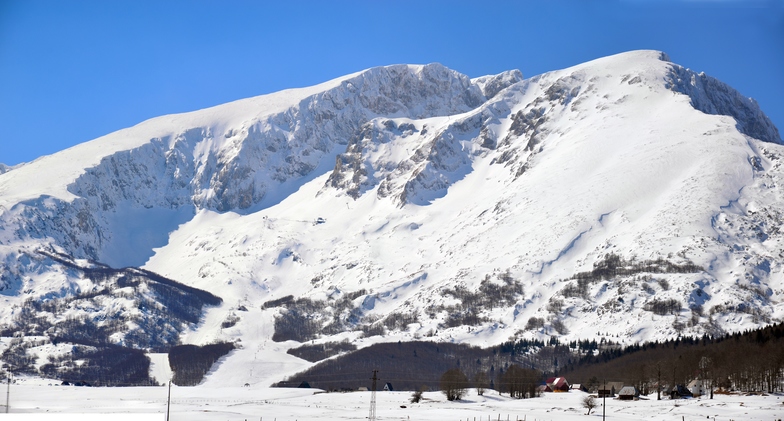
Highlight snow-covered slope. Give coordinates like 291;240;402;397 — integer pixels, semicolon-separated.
0;50;782;387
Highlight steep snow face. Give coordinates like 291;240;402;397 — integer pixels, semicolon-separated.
0;62;502;270
1;50;783;387
665;63;781;145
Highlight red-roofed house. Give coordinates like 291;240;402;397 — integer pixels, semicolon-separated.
545;377;570;392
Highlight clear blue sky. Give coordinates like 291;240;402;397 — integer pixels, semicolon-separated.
1;0;782;166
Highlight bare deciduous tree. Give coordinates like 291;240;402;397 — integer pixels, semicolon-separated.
500;364;541;399
474;371;489;396
410;388;424;403
440;368;468;401
582;395;597;415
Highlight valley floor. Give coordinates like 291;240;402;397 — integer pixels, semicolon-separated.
4;377;783;421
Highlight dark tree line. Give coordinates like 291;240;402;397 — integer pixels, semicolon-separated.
276;341;504;391
169;342;236;386
382;312;419;331
272;306;323;342
496;364;542;399
276;323;783;396
558;322;784;394
643;298;682;316
571;253;703;282
275;340;554;392
39;345;154;386
287;340;357;362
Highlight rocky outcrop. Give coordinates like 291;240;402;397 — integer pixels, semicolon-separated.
666;64;782;144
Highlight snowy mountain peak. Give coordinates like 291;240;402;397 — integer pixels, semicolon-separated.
1;50;783;387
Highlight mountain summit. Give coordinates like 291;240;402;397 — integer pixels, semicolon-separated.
0;50;781;386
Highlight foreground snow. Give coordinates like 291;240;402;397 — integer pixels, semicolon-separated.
5;380;783;421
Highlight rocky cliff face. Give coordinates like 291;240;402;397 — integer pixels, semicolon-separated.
0;50;782;386
0;63;517;269
666;62;781;145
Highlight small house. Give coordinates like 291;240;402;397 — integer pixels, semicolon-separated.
598;381;624;397
358;386;369;391
383;382;394;391
618;386;640;401
668;384;693;399
298;381;311;388
688;379;706;397
545;377;570;392
570;383;588;392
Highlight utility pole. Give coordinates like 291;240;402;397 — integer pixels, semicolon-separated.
166;380;172;421
5;373;10;414
602;379;605;421
368;369;378;421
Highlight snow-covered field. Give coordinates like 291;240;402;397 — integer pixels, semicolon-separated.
4;378;783;421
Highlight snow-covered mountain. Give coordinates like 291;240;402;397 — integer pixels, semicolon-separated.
0;163;18;175
0;50;782;387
